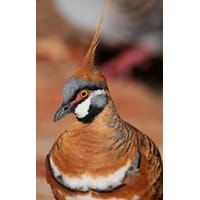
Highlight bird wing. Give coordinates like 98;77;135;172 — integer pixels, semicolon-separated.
123;127;163;199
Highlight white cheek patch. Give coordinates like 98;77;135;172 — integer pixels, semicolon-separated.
49;157;131;192
74;96;91;118
74;89;106;119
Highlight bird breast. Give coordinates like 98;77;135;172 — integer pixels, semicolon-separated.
49;155;132;192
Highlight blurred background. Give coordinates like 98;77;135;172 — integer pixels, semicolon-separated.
36;0;163;199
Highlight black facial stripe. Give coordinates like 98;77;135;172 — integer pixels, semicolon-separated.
77;105;104;123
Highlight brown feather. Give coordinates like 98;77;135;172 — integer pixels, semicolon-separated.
79;0;110;71
74;0;111;83
46;0;162;199
46;99;162;199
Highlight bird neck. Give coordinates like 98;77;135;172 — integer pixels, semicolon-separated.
72;98;123;131
69;97;135;159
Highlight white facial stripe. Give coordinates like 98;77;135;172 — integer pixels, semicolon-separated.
49;157;131;192
65;193;126;200
74;89;106;119
132;195;140;200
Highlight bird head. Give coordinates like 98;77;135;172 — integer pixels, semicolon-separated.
54;1;110;123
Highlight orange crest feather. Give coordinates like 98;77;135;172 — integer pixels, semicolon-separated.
74;0;111;83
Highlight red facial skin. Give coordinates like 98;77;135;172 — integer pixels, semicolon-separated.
70;93;83;106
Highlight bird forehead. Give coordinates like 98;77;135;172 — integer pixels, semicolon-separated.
63;76;107;102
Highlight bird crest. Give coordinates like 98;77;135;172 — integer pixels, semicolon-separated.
74;0;110;84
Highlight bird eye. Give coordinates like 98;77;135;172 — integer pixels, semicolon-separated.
80;89;89;98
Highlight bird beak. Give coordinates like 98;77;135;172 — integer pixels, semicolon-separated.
54;103;74;122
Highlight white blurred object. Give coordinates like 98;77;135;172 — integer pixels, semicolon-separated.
53;0;162;53
53;0;163;78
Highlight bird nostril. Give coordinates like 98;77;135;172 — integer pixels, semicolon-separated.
64;105;69;111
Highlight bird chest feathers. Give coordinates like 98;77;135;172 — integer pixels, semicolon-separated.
49;101;136;188
45;0;163;199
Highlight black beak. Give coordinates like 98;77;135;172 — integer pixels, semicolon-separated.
54;103;74;122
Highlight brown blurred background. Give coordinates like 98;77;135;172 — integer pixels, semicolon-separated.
36;0;163;199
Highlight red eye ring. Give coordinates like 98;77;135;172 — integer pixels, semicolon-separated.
79;89;89;98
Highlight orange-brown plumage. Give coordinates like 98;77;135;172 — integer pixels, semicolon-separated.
46;1;162;199
74;0;109;84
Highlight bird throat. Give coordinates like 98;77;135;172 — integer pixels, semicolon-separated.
70;98;135;160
